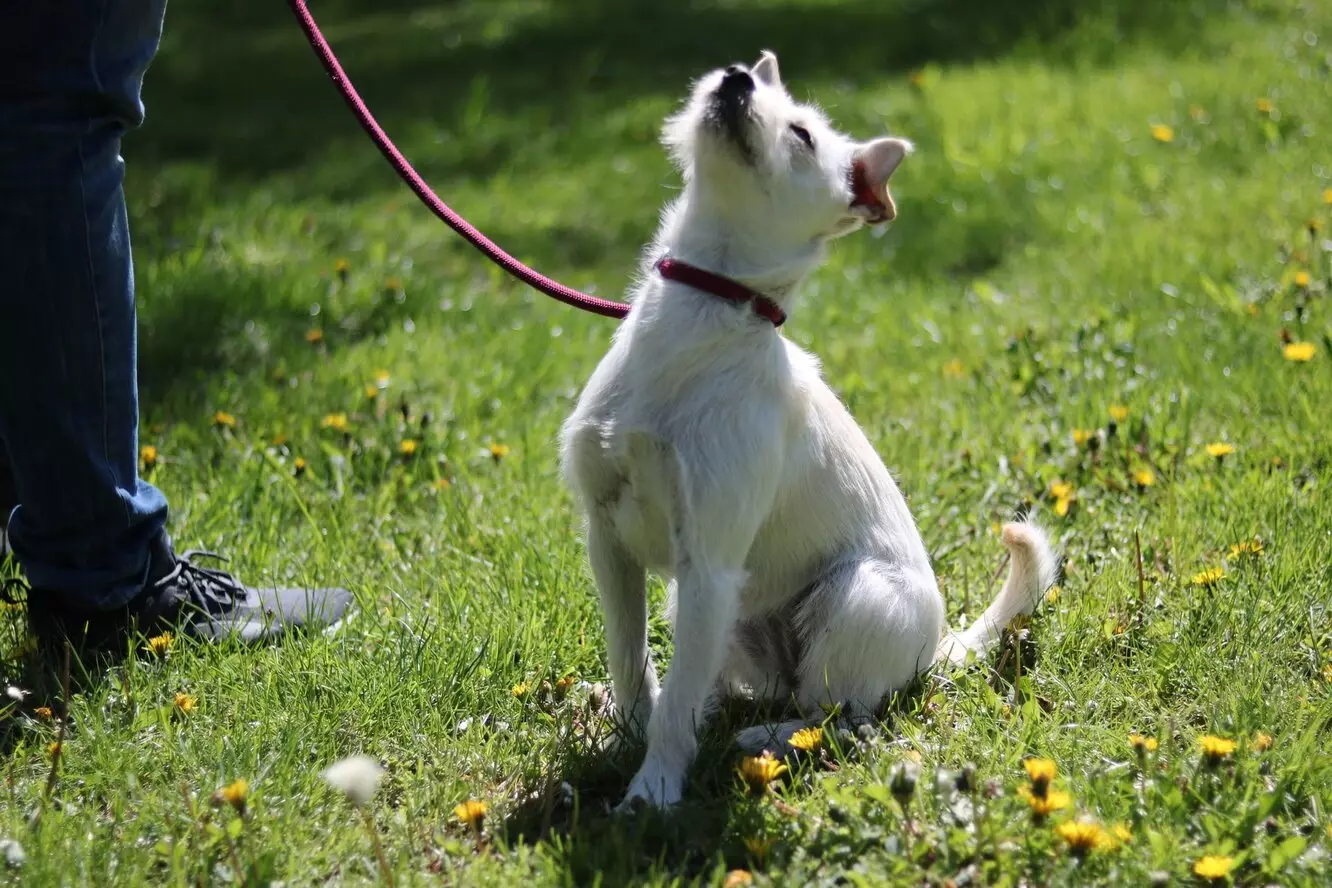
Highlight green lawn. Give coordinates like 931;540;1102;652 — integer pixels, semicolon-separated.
3;0;1332;884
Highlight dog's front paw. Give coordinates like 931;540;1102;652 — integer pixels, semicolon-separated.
615;757;684;812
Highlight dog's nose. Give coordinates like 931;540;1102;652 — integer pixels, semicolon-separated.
718;66;754;97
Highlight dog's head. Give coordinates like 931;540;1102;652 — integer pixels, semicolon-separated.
663;51;910;250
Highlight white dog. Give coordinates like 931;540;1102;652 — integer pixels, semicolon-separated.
560;52;1057;810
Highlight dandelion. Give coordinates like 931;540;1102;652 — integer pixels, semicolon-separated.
1205;442;1235;459
1228;538;1263;558
888;760;920;807
34;706;53;722
212;411;237;429
385;276;403;291
173;693;197;715
218;778;249;813
364;384;379;400
1049;480;1073;499
1133;468;1156;488
398;439;418;457
1045;585;1061;603
47;741;61;760
1056;820;1111;857
488;442;511;461
511;682;531;698
738;752;788;792
1023;758;1057;795
453;799;488;829
1150;123;1175;143
724;871;754;887
1193;855;1235;881
305;328;324;344
942;358;965;379
1192;567;1225;588
1017;785;1070;820
374;369;391;386
1109;404;1129;423
1283;341;1316;362
1323;663;1332;683
293;457;307;477
1111;823;1133;845
140;445;158;469
145;632;173;656
788;726;823;752
334;257;351;278
322;754;385;807
1198;734;1237;765
1251;732;1273;752
1324;187;1332;205
320;413;349;432
433;477;451;492
1309;218;1323;235
1292;270;1311;289
1255;97;1274;113
743;836;772;864
1072;428;1093;447
1129;734;1159;754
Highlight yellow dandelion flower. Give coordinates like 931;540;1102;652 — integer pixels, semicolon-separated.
738;752;788;791
1054;494;1074;518
1045;585;1061;603
385;276;403;290
320;413;349;432
1017;785;1070;817
293;457;307;476
1283;341;1316;362
1309;218;1323;234
1111;823;1133;845
1150;123;1175;143
34;706;53;722
433;477;451;491
212;411;237;429
1049;480;1074;500
271;433;289;447
453;799;488;828
788;726;823;752
1133;468;1156;487
554;675;577;697
1293;270;1312;289
305;328;324;344
140;445;158;469
1229;538;1263;558
942;358;965;379
1129;734;1159;753
1251;732;1273;752
1072;428;1093;447
489;442;511;460
1023;758;1057;791
1324;188;1332;205
47;741;62;760
399;439;418;457
334;258;351;275
1193;855;1234;881
511;682;530;698
364;384;379;400
1204;442;1235;459
1323;663;1332;683
1109;404;1129;423
374;369;391;386
743;836;773;861
219;778;249;811
1192;567;1226;588
145;632;173;656
724;871;754;888
1198;734;1237;764
173;693;197;714
1255;97;1274;113
1055;820;1111;856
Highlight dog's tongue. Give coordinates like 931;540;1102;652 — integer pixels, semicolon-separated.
849;160;893;223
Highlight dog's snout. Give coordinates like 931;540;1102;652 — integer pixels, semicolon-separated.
718;67;754;97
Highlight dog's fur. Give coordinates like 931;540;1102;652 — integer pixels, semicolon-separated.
560;53;1058;810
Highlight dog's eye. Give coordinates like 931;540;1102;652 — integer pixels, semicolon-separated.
789;123;814;150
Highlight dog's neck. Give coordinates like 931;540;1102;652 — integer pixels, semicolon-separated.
651;194;826;314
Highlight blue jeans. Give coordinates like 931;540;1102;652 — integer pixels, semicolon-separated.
0;0;170;610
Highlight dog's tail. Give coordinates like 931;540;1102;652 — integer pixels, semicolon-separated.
934;520;1059;666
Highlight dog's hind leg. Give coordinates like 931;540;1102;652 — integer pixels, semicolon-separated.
738;559;943;752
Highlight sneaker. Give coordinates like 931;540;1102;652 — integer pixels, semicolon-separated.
15;532;354;653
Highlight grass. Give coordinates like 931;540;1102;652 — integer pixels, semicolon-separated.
3;0;1332;883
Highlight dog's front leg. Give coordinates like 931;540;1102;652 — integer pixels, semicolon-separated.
586;509;658;740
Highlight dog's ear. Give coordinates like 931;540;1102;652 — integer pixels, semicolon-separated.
752;50;781;88
850;137;911;223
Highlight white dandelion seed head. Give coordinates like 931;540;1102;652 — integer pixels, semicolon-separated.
321;754;385;807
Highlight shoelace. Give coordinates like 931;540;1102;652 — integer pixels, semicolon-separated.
154;550;247;614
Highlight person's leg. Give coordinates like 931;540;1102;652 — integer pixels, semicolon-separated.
0;0;170;612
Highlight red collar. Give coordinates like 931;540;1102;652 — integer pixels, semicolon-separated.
654;257;786;327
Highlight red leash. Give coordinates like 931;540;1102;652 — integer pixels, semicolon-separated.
285;0;630;320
